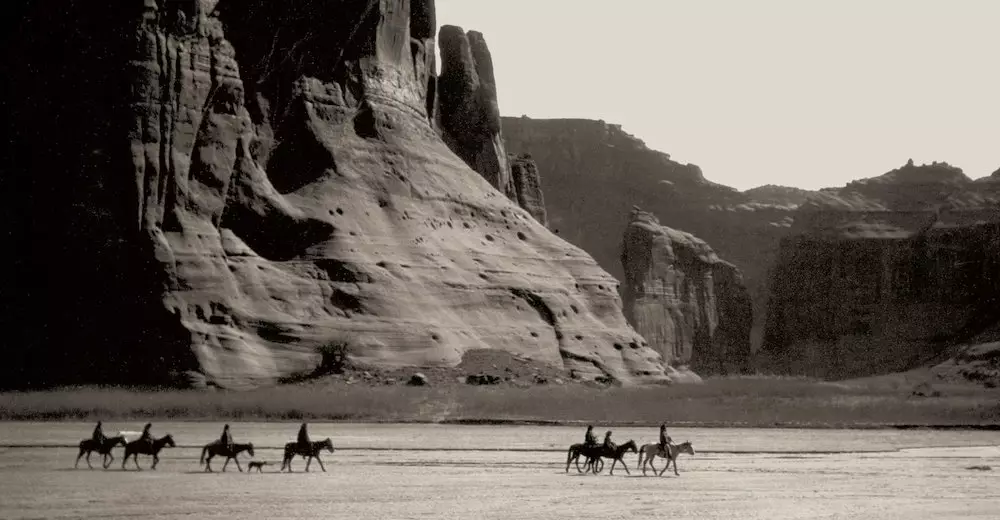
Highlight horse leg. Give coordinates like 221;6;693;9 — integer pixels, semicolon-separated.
205;454;213;472
134;454;142;471
619;456;631;475
305;456;312;472
105;453;114;469
222;456;229;472
75;449;85;469
658;457;669;477
152;454;159;470
315;455;326;472
234;457;243;473
609;458;616;476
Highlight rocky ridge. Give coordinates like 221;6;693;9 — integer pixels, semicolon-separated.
759;161;1000;378
501;116;807;346
1;0;672;388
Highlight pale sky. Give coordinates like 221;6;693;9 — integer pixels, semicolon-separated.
435;0;999;191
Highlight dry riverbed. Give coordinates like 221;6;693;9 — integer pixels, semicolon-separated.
1;422;998;519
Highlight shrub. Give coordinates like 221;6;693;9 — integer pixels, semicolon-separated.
317;339;353;375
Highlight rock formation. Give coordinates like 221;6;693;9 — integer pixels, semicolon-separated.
436;28;548;227
621;208;753;376
502;116;806;346
507;154;548;226
758;161;1000;378
436;26;510;196
0;0;673;388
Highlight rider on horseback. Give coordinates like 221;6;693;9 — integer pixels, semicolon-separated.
138;422;153;447
297;422;311;450
603;430;616;451
91;421;106;445
219;423;233;452
583;425;597;448
658;423;671;453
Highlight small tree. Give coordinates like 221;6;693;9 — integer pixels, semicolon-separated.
317;339;353;375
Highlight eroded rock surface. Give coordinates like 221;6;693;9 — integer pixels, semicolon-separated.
1;0;670;388
508;154;548;226
502;116;807;347
437;26;510;195
621;208;752;377
758;161;1000;378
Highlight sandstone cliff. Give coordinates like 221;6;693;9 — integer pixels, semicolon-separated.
436;26;511;196
621;208;753;376
1;0;671;388
758;161;1000;378
502;116;805;346
436;29;547;227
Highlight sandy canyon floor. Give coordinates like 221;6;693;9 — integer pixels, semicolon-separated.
1;422;998;519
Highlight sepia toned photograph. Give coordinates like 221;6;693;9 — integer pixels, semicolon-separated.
1;0;997;518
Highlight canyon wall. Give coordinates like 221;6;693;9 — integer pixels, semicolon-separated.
758;162;1000;378
0;0;673;388
502;117;804;346
621;208;752;377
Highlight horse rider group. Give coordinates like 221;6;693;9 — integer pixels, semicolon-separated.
583;423;671;453
89;421;315;452
91;420;155;447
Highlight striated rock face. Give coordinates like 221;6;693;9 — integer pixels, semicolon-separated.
758;161;1000;378
621;208;753;376
502;116;806;346
1;0;672;388
507;154;548;226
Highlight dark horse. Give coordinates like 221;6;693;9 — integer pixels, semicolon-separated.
121;434;176;470
75;435;127;469
280;438;334;472
565;440;638;475
200;442;255;472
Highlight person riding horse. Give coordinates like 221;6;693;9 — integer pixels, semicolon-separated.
138;422;153;448
603;430;616;452
583;425;597;448
91;421;105;445
658;423;672;453
219;424;234;452
297;423;310;450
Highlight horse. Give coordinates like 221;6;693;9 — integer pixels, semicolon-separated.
121;434;176;470
75;435;127;469
280;438;334;472
200;442;255;472
637;440;695;476
565;443;601;473
591;440;638;475
565;440;637;475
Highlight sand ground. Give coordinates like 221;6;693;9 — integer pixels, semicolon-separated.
1;422;998;519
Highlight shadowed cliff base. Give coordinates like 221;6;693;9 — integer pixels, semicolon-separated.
2;373;998;428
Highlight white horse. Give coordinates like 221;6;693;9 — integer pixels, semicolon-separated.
636;441;695;476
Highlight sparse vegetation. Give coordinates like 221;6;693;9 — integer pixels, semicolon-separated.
1;376;998;427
